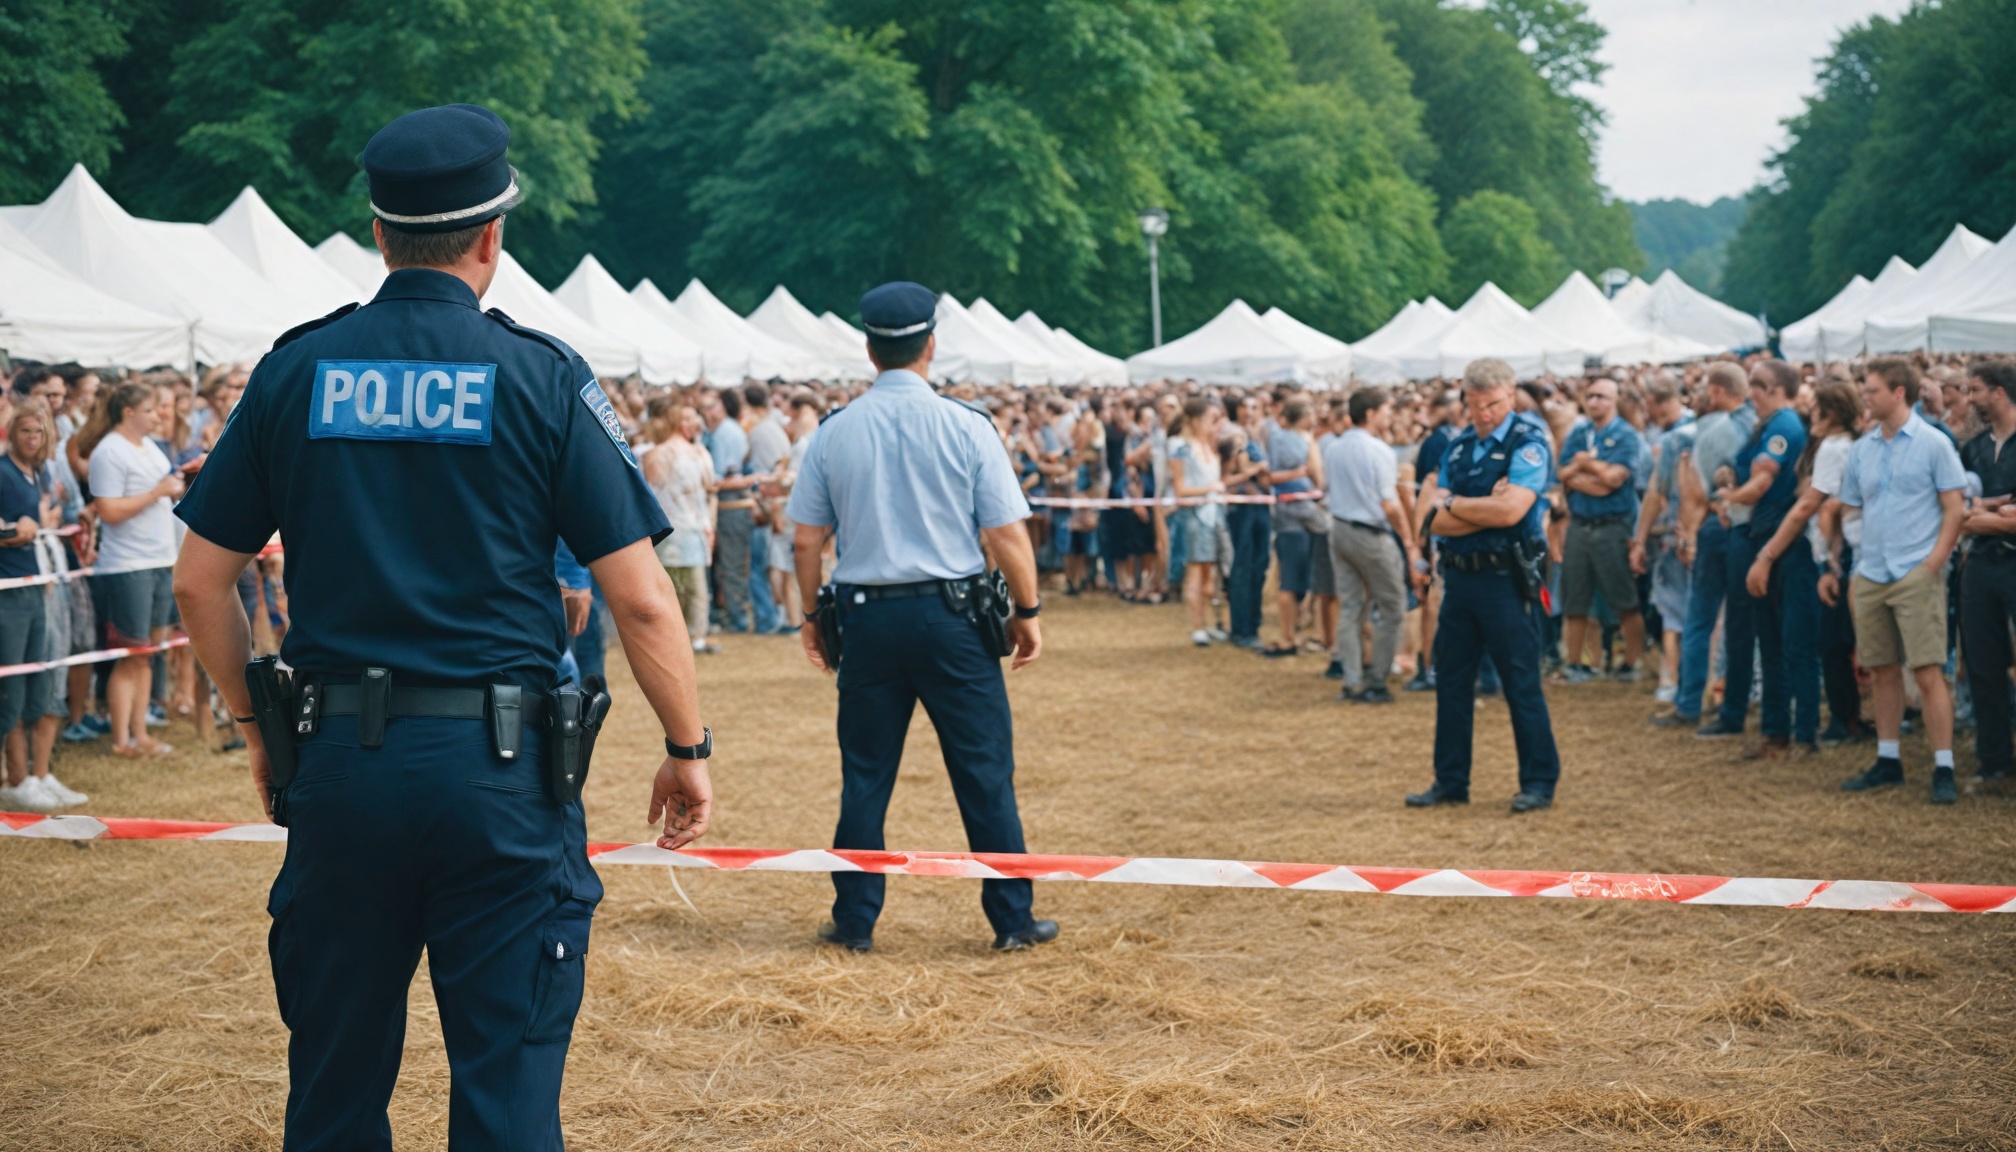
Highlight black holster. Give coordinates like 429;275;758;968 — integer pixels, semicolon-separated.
973;569;1013;659
814;583;843;669
1509;537;1548;607
245;656;299;827
546;677;612;807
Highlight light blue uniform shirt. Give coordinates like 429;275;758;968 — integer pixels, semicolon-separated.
1443;414;1549;491
1837;411;1967;583
705;416;748;482
786;370;1031;585
1558;415;1645;520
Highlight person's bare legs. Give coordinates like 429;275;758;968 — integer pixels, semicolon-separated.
1185;563;1212;632
1317;595;1338;652
66;664;91;727
1619;610;1646;672
1660;627;1682;689
1275;589;1300;649
1562;615;1591;667
4;726;24;787
1870;664;1905;741
106;654;147;749
1914;663;1954;757
29;714;57;778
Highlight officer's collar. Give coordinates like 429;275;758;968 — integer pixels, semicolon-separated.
871;368;931;391
1473;414;1515;443
371;268;483;310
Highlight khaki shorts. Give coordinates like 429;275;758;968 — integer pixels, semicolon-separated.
1851;565;1947;669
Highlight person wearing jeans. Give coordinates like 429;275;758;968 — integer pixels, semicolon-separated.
1654;362;1753;729
1223;399;1271;648
1956;360;2016;785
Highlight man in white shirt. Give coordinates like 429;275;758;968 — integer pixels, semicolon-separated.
1321;388;1420;703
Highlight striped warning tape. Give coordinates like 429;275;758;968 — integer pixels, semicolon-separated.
4;812;2011;913
1028;491;1322;509
0;635;188;679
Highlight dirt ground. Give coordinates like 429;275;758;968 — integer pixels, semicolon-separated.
3;594;2014;1150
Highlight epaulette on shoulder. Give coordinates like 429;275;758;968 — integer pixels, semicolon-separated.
485;307;575;363
270;302;359;351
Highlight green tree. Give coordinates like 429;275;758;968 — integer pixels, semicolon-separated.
1630;195;1748;296
105;0;645;280
0;0;127;203
1442;189;1560;304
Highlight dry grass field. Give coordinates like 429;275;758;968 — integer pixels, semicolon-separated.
4;594;2014;1150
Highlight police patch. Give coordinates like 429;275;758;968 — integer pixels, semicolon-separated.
1518;444;1546;467
580;378;639;469
309;360;495;445
1767;434;1788;456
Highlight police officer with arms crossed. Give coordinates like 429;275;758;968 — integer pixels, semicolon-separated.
1409;358;1562;813
789;281;1053;953
172;104;716;1151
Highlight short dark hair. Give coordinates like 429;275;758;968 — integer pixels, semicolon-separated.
1348;387;1389;426
1969;358;2016;405
718;386;743;419
9;364;51;397
742;381;770;411
1866;356;1920;405
866;332;930;370
376;221;487;269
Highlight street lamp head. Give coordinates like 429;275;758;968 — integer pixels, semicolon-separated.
1138;207;1169;239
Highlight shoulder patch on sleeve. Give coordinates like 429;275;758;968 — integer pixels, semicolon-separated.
270;302;359;351
1518;443;1546;467
1767;434;1788;456
579;379;639;469
486;308;577;364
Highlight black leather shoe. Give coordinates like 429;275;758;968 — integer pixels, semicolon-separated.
1405;782;1468;807
1323;660;1345;680
1930;766;1958;805
1841;758;1904;792
816;921;873;953
1355;685;1395;704
1649;710;1697;729
1509;790;1553;813
993;919;1060;951
1693;717;1745;739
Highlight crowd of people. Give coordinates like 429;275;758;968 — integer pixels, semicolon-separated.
3;347;2011;812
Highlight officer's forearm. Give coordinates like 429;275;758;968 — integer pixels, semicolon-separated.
172;531;259;723
980;520;1040;609
794;522;830;614
590;539;704;746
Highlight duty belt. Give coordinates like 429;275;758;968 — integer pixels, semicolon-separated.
316;682;552;726
841;577;982;602
1441;550;1514;573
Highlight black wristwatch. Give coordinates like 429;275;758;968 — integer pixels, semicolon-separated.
1013;600;1041;619
665;728;712;760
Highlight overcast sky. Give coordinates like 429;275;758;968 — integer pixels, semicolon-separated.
1581;0;1913;204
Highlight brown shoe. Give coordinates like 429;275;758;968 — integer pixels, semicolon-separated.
1739;736;1791;760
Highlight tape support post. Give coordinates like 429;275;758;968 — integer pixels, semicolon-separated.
4;812;2011;913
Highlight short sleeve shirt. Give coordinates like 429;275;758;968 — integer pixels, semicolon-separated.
786;370;1029;584
1837;412;1968;582
90;432;179;573
175;269;669;689
1558;415;1645;519
0;458;41;579
1736;407;1807;539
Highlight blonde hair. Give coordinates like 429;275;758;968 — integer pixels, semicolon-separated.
9;401;55;471
1462;358;1516;391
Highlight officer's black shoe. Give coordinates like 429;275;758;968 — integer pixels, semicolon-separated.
1354;685;1395;704
993;919;1060;951
1405;783;1468;807
1509;790;1553;813
1693;717;1745;739
1840;758;1904;792
816;921;873;953
1930;766;1958;805
1323;660;1345;680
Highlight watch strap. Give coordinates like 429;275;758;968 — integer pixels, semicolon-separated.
665;727;712;760
1013;600;1041;619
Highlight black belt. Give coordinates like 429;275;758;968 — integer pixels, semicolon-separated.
842;577;979;602
1334;517;1387;532
1573;514;1630;527
1442;551;1514;573
318;683;550;725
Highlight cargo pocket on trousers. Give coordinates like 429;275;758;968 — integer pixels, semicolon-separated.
524;899;593;1044
266;869;299;1031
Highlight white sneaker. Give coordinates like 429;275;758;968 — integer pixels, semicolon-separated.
1654;683;1677;705
4;776;59;812
1191;630;1212;647
38;774;87;807
1206;628;1230;643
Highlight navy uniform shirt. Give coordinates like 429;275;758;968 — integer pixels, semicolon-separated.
786;369;1029;585
1736;407;1806;541
1558;415;1645;520
176;269;669;689
1436;415;1550;555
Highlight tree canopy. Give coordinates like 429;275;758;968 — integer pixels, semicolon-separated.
1722;0;2016;323
8;0;1639;355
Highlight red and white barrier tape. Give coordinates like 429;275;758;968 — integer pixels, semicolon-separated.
4;812;2010;913
1030;491;1323;509
0;635;187;678
0;567;91;591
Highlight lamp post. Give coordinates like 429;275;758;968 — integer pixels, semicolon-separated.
1138;208;1169;347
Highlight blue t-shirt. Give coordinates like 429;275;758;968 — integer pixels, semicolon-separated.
1558;416;1645;520
1736;407;1807;540
1415;423;1457;492
0;457;42;579
176;269;669;690
1266;427;1315;495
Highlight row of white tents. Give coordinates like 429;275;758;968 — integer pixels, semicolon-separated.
1778;223;2016;362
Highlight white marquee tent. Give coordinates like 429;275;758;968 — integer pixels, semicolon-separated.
821;312;862;346
1862;225;2013;353
208;187;362;317
1350;298;1456;384
1777;274;1872;363
934;295;1045;386
1393;282;1590;380
1125;300;1311;385
632;278;819;381
0;217;188;366
747;286;872;381
316;232;386;294
1258;307;1352;386
1531;271;1715;366
968;298;1075;384
1810;254;1919;360
1614;270;1766;353
485;251;642;379
553;255;703;384
1013;311;1129;387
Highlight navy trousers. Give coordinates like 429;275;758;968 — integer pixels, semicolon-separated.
832;593;1033;939
1225;503;1271;641
270;715;599;1152
1717;529;1819;740
1432;567;1561;797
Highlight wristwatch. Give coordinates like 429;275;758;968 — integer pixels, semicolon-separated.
665;728;712;760
1013;600;1042;619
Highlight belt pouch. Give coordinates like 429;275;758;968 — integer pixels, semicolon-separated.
490;685;524;760
550;684;584;806
357;667;391;749
578;675;612;780
940;578;972;617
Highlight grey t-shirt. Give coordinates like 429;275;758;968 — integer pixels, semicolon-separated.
1691;403;1757;492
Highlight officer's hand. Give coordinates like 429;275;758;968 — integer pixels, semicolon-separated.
1818;571;1840;607
649;756;712;850
245;733;275;820
1745;556;1772;598
1007;616;1042;671
560;586;592;637
1628;539;1647;575
800;621;832;674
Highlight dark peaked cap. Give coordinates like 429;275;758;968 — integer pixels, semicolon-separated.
859;282;939;339
362;104;524;234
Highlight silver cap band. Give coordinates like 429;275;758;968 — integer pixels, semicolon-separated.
371;178;520;226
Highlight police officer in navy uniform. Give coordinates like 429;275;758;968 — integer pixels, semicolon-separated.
787;282;1054;953
172;104;716;1150
1408;357;1562;812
